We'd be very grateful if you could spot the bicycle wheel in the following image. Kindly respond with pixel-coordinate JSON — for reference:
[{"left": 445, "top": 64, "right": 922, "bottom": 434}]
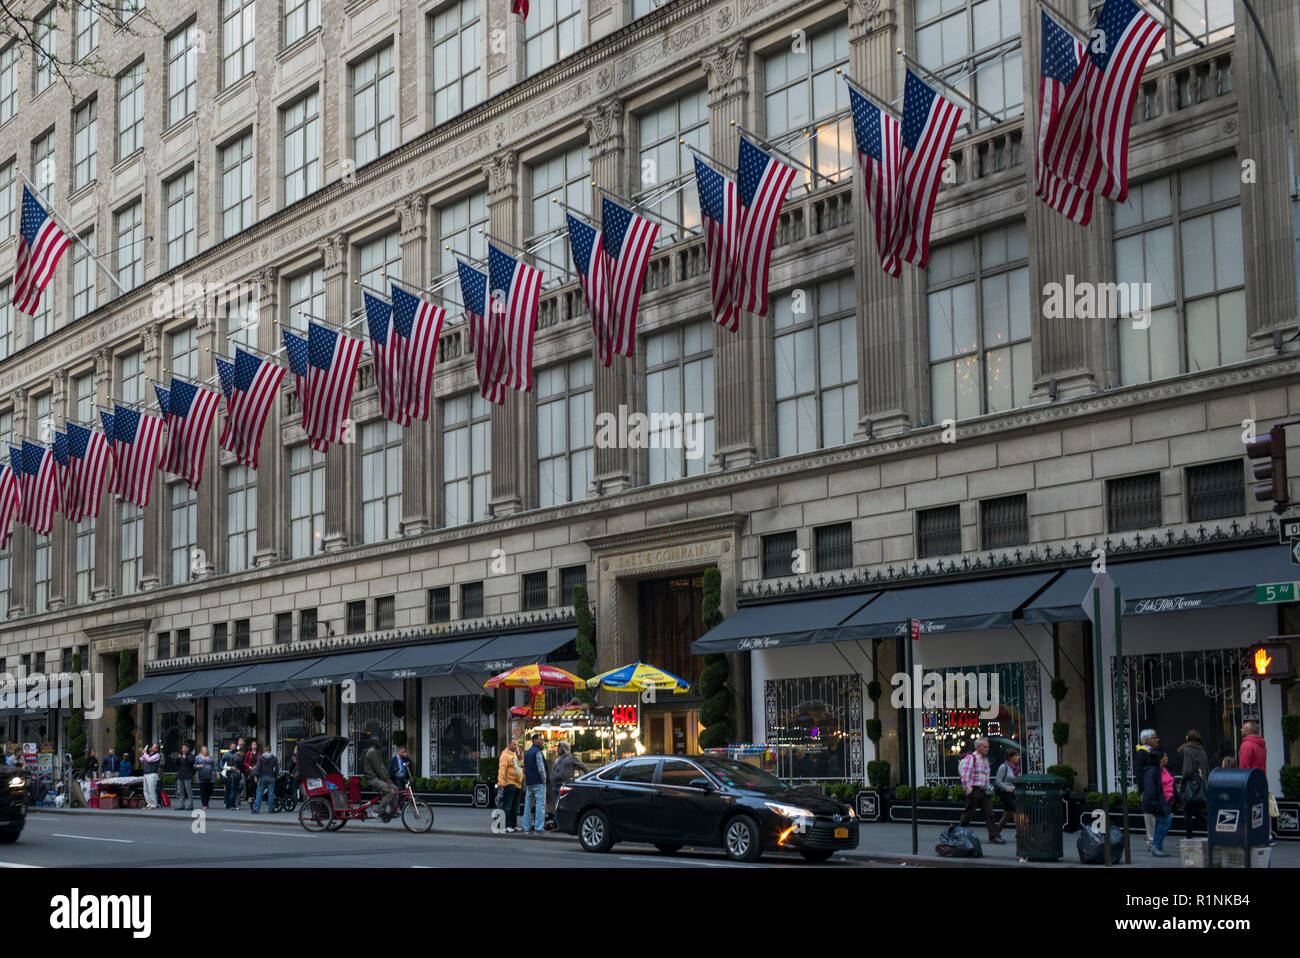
[
  {"left": 326, "top": 814, "right": 347, "bottom": 830},
  {"left": 402, "top": 800, "right": 434, "bottom": 833},
  {"left": 298, "top": 797, "right": 333, "bottom": 832}
]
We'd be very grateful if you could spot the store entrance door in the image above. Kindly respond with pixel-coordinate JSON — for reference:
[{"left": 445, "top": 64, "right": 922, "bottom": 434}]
[
  {"left": 637, "top": 573, "right": 705, "bottom": 756},
  {"left": 646, "top": 709, "right": 700, "bottom": 756}
]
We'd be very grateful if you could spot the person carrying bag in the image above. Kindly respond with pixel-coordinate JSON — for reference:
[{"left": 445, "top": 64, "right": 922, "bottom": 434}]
[{"left": 1177, "top": 730, "right": 1209, "bottom": 838}]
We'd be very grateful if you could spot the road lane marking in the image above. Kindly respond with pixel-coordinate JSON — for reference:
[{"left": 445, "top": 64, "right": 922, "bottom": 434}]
[
  {"left": 220, "top": 829, "right": 315, "bottom": 838},
  {"left": 0, "top": 861, "right": 41, "bottom": 867},
  {"left": 52, "top": 833, "right": 134, "bottom": 843}
]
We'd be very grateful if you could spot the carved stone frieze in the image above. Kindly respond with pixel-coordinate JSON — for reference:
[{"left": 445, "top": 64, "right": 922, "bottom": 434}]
[
  {"left": 701, "top": 37, "right": 747, "bottom": 101},
  {"left": 396, "top": 194, "right": 428, "bottom": 239},
  {"left": 319, "top": 234, "right": 346, "bottom": 275},
  {"left": 142, "top": 322, "right": 161, "bottom": 362},
  {"left": 582, "top": 97, "right": 623, "bottom": 153},
  {"left": 481, "top": 150, "right": 519, "bottom": 201}
]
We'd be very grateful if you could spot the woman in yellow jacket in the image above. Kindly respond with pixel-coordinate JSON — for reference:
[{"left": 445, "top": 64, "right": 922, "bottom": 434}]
[{"left": 497, "top": 740, "right": 524, "bottom": 832}]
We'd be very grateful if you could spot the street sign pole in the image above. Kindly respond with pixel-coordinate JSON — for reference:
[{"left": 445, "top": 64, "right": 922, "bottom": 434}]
[
  {"left": 1116, "top": 587, "right": 1131, "bottom": 864},
  {"left": 1093, "top": 586, "right": 1112, "bottom": 866}
]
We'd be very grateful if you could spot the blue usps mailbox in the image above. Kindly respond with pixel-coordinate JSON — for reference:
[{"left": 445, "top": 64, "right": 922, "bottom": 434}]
[{"left": 1206, "top": 767, "right": 1269, "bottom": 866}]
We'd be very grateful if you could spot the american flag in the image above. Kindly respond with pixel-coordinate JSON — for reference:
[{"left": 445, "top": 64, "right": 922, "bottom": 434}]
[
  {"left": 20, "top": 440, "right": 58, "bottom": 535},
  {"left": 12, "top": 186, "right": 71, "bottom": 316},
  {"left": 566, "top": 213, "right": 610, "bottom": 365},
  {"left": 167, "top": 379, "right": 222, "bottom": 488},
  {"left": 391, "top": 285, "right": 444, "bottom": 422},
  {"left": 99, "top": 409, "right": 117, "bottom": 478},
  {"left": 893, "top": 69, "right": 962, "bottom": 269},
  {"left": 363, "top": 291, "right": 409, "bottom": 427},
  {"left": 457, "top": 259, "right": 508, "bottom": 405},
  {"left": 488, "top": 244, "right": 542, "bottom": 393},
  {"left": 282, "top": 329, "right": 328, "bottom": 452},
  {"left": 215, "top": 356, "right": 235, "bottom": 400},
  {"left": 306, "top": 322, "right": 363, "bottom": 445},
  {"left": 736, "top": 138, "right": 796, "bottom": 316},
  {"left": 601, "top": 197, "right": 658, "bottom": 360},
  {"left": 113, "top": 405, "right": 164, "bottom": 509},
  {"left": 694, "top": 154, "right": 741, "bottom": 332},
  {"left": 51, "top": 430, "right": 71, "bottom": 520},
  {"left": 848, "top": 84, "right": 903, "bottom": 277},
  {"left": 224, "top": 348, "right": 285, "bottom": 469},
  {"left": 66, "top": 422, "right": 110, "bottom": 521},
  {"left": 0, "top": 458, "right": 19, "bottom": 550},
  {"left": 512, "top": 0, "right": 528, "bottom": 16},
  {"left": 154, "top": 382, "right": 176, "bottom": 475},
  {"left": 1035, "top": 9, "right": 1096, "bottom": 225}
]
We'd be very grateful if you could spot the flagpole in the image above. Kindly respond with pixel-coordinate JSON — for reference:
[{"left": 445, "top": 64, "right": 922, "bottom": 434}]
[
  {"left": 835, "top": 68, "right": 902, "bottom": 117},
  {"left": 295, "top": 310, "right": 366, "bottom": 335},
  {"left": 896, "top": 49, "right": 1002, "bottom": 124},
  {"left": 354, "top": 277, "right": 458, "bottom": 314},
  {"left": 728, "top": 120, "right": 823, "bottom": 186},
  {"left": 108, "top": 397, "right": 152, "bottom": 412},
  {"left": 480, "top": 230, "right": 567, "bottom": 274},
  {"left": 586, "top": 186, "right": 696, "bottom": 235},
  {"left": 17, "top": 435, "right": 48, "bottom": 446},
  {"left": 1137, "top": 0, "right": 1205, "bottom": 49},
  {"left": 13, "top": 168, "right": 129, "bottom": 295},
  {"left": 678, "top": 140, "right": 737, "bottom": 176},
  {"left": 1035, "top": 0, "right": 1092, "bottom": 43}
]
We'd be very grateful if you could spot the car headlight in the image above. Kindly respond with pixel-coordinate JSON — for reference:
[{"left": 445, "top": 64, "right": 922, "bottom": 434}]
[
  {"left": 846, "top": 804, "right": 856, "bottom": 819},
  {"left": 764, "top": 801, "right": 815, "bottom": 821}
]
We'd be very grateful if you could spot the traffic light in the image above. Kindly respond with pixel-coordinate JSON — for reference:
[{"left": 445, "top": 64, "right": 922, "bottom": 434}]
[
  {"left": 1247, "top": 642, "right": 1294, "bottom": 680},
  {"left": 1246, "top": 424, "right": 1290, "bottom": 513}
]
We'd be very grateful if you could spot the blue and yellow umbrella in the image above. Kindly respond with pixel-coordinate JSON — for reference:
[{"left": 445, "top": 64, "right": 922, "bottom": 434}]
[{"left": 586, "top": 661, "right": 691, "bottom": 694}]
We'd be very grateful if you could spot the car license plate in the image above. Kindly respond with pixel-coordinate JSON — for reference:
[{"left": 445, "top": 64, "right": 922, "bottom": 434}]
[{"left": 834, "top": 826, "right": 849, "bottom": 839}]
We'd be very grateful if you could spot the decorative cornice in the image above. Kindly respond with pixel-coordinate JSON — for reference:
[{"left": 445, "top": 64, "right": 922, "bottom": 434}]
[
  {"left": 481, "top": 150, "right": 518, "bottom": 201},
  {"left": 582, "top": 97, "right": 623, "bottom": 151},
  {"left": 396, "top": 194, "right": 427, "bottom": 240},
  {"left": 700, "top": 36, "right": 747, "bottom": 99},
  {"left": 585, "top": 512, "right": 749, "bottom": 555},
  {"left": 319, "top": 234, "right": 346, "bottom": 275}
]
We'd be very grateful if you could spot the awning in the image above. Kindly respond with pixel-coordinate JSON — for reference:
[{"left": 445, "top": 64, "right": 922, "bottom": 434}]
[
  {"left": 837, "top": 571, "right": 1057, "bottom": 638},
  {"left": 106, "top": 672, "right": 192, "bottom": 707},
  {"left": 452, "top": 628, "right": 576, "bottom": 674},
  {"left": 279, "top": 648, "right": 405, "bottom": 690},
  {"left": 691, "top": 592, "right": 878, "bottom": 653},
  {"left": 154, "top": 665, "right": 261, "bottom": 702},
  {"left": 209, "top": 658, "right": 326, "bottom": 696},
  {"left": 361, "top": 637, "right": 495, "bottom": 682},
  {"left": 0, "top": 684, "right": 74, "bottom": 717},
  {"left": 1022, "top": 546, "right": 1299, "bottom": 623}
]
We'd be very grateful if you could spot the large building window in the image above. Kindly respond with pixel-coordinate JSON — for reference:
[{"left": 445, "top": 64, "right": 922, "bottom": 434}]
[
  {"left": 75, "top": 4, "right": 98, "bottom": 61},
  {"left": 1107, "top": 473, "right": 1163, "bottom": 532},
  {"left": 815, "top": 523, "right": 853, "bottom": 572},
  {"left": 1115, "top": 158, "right": 1244, "bottom": 385},
  {"left": 170, "top": 484, "right": 196, "bottom": 585},
  {"left": 524, "top": 0, "right": 580, "bottom": 76},
  {"left": 34, "top": 534, "right": 50, "bottom": 612},
  {"left": 1156, "top": 0, "right": 1233, "bottom": 57},
  {"left": 0, "top": 162, "right": 14, "bottom": 238},
  {"left": 461, "top": 582, "right": 484, "bottom": 619},
  {"left": 170, "top": 325, "right": 197, "bottom": 379},
  {"left": 437, "top": 191, "right": 487, "bottom": 278},
  {"left": 0, "top": 44, "right": 18, "bottom": 125},
  {"left": 222, "top": 0, "right": 256, "bottom": 88},
  {"left": 645, "top": 321, "right": 715, "bottom": 483},
  {"left": 766, "top": 674, "right": 864, "bottom": 780},
  {"left": 351, "top": 44, "right": 395, "bottom": 167},
  {"left": 917, "top": 503, "right": 962, "bottom": 558},
  {"left": 117, "top": 60, "right": 146, "bottom": 159},
  {"left": 282, "top": 90, "right": 320, "bottom": 206},
  {"left": 357, "top": 230, "right": 401, "bottom": 308},
  {"left": 120, "top": 501, "right": 143, "bottom": 594},
  {"left": 289, "top": 443, "right": 325, "bottom": 557},
  {"left": 34, "top": 7, "right": 56, "bottom": 96},
  {"left": 284, "top": 0, "right": 320, "bottom": 47},
  {"left": 226, "top": 465, "right": 257, "bottom": 572},
  {"left": 31, "top": 127, "right": 54, "bottom": 203},
  {"left": 165, "top": 169, "right": 197, "bottom": 269},
  {"left": 980, "top": 494, "right": 1028, "bottom": 549},
  {"left": 443, "top": 392, "right": 490, "bottom": 526},
  {"left": 773, "top": 275, "right": 857, "bottom": 457},
  {"left": 529, "top": 146, "right": 589, "bottom": 276},
  {"left": 762, "top": 532, "right": 797, "bottom": 578},
  {"left": 220, "top": 132, "right": 254, "bottom": 239},
  {"left": 118, "top": 349, "right": 144, "bottom": 403},
  {"left": 115, "top": 200, "right": 144, "bottom": 291},
  {"left": 763, "top": 23, "right": 852, "bottom": 191},
  {"left": 361, "top": 419, "right": 402, "bottom": 543},
  {"left": 915, "top": 0, "right": 1023, "bottom": 131},
  {"left": 537, "top": 356, "right": 593, "bottom": 507},
  {"left": 1186, "top": 460, "right": 1244, "bottom": 522},
  {"left": 167, "top": 22, "right": 198, "bottom": 127},
  {"left": 431, "top": 1, "right": 481, "bottom": 127},
  {"left": 285, "top": 266, "right": 324, "bottom": 331},
  {"left": 74, "top": 517, "right": 94, "bottom": 604},
  {"left": 927, "top": 222, "right": 1030, "bottom": 422},
  {"left": 635, "top": 89, "right": 706, "bottom": 246},
  {"left": 73, "top": 97, "right": 97, "bottom": 190},
  {"left": 72, "top": 229, "right": 96, "bottom": 319},
  {"left": 0, "top": 285, "right": 11, "bottom": 359}
]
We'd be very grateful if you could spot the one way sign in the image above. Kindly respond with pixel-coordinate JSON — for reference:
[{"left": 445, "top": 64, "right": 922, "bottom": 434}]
[{"left": 1283, "top": 517, "right": 1300, "bottom": 542}]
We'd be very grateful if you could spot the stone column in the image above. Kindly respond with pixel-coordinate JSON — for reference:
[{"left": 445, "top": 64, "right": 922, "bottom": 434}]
[
  {"left": 584, "top": 97, "right": 634, "bottom": 494},
  {"left": 139, "top": 322, "right": 162, "bottom": 591},
  {"left": 192, "top": 303, "right": 218, "bottom": 578},
  {"left": 91, "top": 351, "right": 113, "bottom": 600},
  {"left": 702, "top": 37, "right": 768, "bottom": 467},
  {"left": 48, "top": 370, "right": 67, "bottom": 611},
  {"left": 397, "top": 195, "right": 434, "bottom": 535},
  {"left": 482, "top": 151, "right": 523, "bottom": 516},
  {"left": 321, "top": 235, "right": 352, "bottom": 553},
  {"left": 253, "top": 266, "right": 282, "bottom": 566},
  {"left": 9, "top": 388, "right": 28, "bottom": 616}
]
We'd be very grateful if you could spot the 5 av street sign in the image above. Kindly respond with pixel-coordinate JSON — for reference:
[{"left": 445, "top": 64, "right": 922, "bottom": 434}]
[{"left": 1257, "top": 582, "right": 1300, "bottom": 604}]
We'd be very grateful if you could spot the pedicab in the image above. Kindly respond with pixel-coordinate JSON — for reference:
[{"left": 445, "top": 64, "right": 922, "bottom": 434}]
[{"left": 294, "top": 734, "right": 433, "bottom": 833}]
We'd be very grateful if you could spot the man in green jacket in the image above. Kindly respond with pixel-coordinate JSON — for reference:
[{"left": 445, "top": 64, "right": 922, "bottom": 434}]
[{"left": 363, "top": 736, "right": 397, "bottom": 822}]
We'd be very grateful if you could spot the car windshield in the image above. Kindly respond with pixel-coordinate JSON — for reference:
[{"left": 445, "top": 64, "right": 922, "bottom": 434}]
[{"left": 697, "top": 758, "right": 789, "bottom": 792}]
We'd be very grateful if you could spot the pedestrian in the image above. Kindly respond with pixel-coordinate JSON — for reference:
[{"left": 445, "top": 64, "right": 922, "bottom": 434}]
[
  {"left": 243, "top": 740, "right": 259, "bottom": 809},
  {"left": 222, "top": 743, "right": 243, "bottom": 809},
  {"left": 1238, "top": 720, "right": 1276, "bottom": 841},
  {"left": 551, "top": 741, "right": 587, "bottom": 791},
  {"left": 1134, "top": 729, "right": 1159, "bottom": 851},
  {"left": 140, "top": 744, "right": 161, "bottom": 808},
  {"left": 175, "top": 743, "right": 196, "bottom": 811},
  {"left": 522, "top": 733, "right": 548, "bottom": 834},
  {"left": 1221, "top": 755, "right": 1237, "bottom": 769},
  {"left": 251, "top": 743, "right": 278, "bottom": 814},
  {"left": 363, "top": 736, "right": 398, "bottom": 821},
  {"left": 118, "top": 752, "right": 132, "bottom": 777},
  {"left": 956, "top": 737, "right": 1004, "bottom": 844},
  {"left": 387, "top": 746, "right": 411, "bottom": 791},
  {"left": 84, "top": 748, "right": 98, "bottom": 778},
  {"left": 1177, "top": 729, "right": 1209, "bottom": 838},
  {"left": 102, "top": 748, "right": 117, "bottom": 776},
  {"left": 992, "top": 746, "right": 1020, "bottom": 836},
  {"left": 195, "top": 746, "right": 216, "bottom": 810},
  {"left": 1141, "top": 748, "right": 1173, "bottom": 857},
  {"left": 496, "top": 739, "right": 524, "bottom": 833}
]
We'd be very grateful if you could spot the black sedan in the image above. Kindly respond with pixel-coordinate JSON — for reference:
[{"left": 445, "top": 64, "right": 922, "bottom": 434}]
[
  {"left": 0, "top": 767, "right": 27, "bottom": 844},
  {"left": 555, "top": 754, "right": 858, "bottom": 862}
]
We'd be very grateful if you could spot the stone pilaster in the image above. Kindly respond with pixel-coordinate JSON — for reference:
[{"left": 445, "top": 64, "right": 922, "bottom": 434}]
[
  {"left": 253, "top": 266, "right": 282, "bottom": 566},
  {"left": 139, "top": 322, "right": 162, "bottom": 591},
  {"left": 584, "top": 97, "right": 634, "bottom": 494},
  {"left": 320, "top": 235, "right": 352, "bottom": 553},
  {"left": 482, "top": 151, "right": 523, "bottom": 516},
  {"left": 8, "top": 388, "right": 27, "bottom": 616},
  {"left": 397, "top": 195, "right": 433, "bottom": 535},
  {"left": 47, "top": 371, "right": 67, "bottom": 611},
  {"left": 192, "top": 304, "right": 218, "bottom": 579},
  {"left": 91, "top": 351, "right": 111, "bottom": 600}
]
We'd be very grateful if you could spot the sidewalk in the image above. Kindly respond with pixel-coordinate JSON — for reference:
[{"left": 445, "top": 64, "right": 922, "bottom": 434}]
[{"left": 31, "top": 804, "right": 1299, "bottom": 867}]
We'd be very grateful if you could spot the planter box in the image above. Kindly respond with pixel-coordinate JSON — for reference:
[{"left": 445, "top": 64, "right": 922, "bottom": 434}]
[
  {"left": 855, "top": 789, "right": 882, "bottom": 823},
  {"left": 413, "top": 790, "right": 476, "bottom": 807},
  {"left": 887, "top": 800, "right": 968, "bottom": 826}
]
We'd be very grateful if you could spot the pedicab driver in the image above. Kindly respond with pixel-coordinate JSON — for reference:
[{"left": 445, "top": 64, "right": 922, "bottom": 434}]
[{"left": 363, "top": 736, "right": 398, "bottom": 822}]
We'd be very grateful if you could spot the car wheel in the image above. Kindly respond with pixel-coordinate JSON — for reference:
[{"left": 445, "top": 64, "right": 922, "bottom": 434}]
[
  {"left": 654, "top": 843, "right": 682, "bottom": 855},
  {"left": 799, "top": 848, "right": 834, "bottom": 863},
  {"left": 578, "top": 809, "right": 613, "bottom": 853},
  {"left": 0, "top": 831, "right": 19, "bottom": 844},
  {"left": 723, "top": 814, "right": 762, "bottom": 862}
]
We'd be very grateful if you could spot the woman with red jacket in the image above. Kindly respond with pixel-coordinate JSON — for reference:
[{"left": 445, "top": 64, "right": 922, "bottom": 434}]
[{"left": 243, "top": 740, "right": 259, "bottom": 809}]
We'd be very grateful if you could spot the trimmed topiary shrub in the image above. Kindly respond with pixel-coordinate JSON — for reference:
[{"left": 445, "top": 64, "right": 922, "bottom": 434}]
[
  {"left": 697, "top": 568, "right": 733, "bottom": 750},
  {"left": 574, "top": 585, "right": 597, "bottom": 706},
  {"left": 479, "top": 757, "right": 498, "bottom": 781},
  {"left": 1084, "top": 790, "right": 1103, "bottom": 806},
  {"left": 481, "top": 727, "right": 498, "bottom": 749},
  {"left": 68, "top": 651, "right": 85, "bottom": 771},
  {"left": 1280, "top": 765, "right": 1300, "bottom": 800},
  {"left": 1053, "top": 721, "right": 1070, "bottom": 748},
  {"left": 311, "top": 704, "right": 325, "bottom": 724},
  {"left": 949, "top": 784, "right": 966, "bottom": 802},
  {"left": 114, "top": 651, "right": 136, "bottom": 760},
  {"left": 480, "top": 695, "right": 496, "bottom": 716},
  {"left": 1282, "top": 714, "right": 1300, "bottom": 744},
  {"left": 865, "top": 719, "right": 882, "bottom": 744},
  {"left": 1047, "top": 764, "right": 1076, "bottom": 793},
  {"left": 893, "top": 784, "right": 912, "bottom": 801},
  {"left": 867, "top": 760, "right": 890, "bottom": 789},
  {"left": 915, "top": 786, "right": 933, "bottom": 800},
  {"left": 391, "top": 700, "right": 405, "bottom": 720},
  {"left": 391, "top": 729, "right": 407, "bottom": 747}
]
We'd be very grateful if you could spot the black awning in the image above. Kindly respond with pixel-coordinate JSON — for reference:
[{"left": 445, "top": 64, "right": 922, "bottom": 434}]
[
  {"left": 691, "top": 592, "right": 878, "bottom": 654},
  {"left": 836, "top": 571, "right": 1058, "bottom": 639},
  {"left": 279, "top": 648, "right": 405, "bottom": 690},
  {"left": 210, "top": 658, "right": 326, "bottom": 696},
  {"left": 361, "top": 637, "right": 495, "bottom": 682},
  {"left": 452, "top": 628, "right": 575, "bottom": 674},
  {"left": 154, "top": 665, "right": 260, "bottom": 702},
  {"left": 106, "top": 672, "right": 192, "bottom": 707},
  {"left": 0, "top": 685, "right": 73, "bottom": 717},
  {"left": 1023, "top": 545, "right": 1298, "bottom": 622}
]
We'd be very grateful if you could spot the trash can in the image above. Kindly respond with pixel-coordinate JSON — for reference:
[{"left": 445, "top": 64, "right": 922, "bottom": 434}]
[{"left": 1014, "top": 774, "right": 1066, "bottom": 862}]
